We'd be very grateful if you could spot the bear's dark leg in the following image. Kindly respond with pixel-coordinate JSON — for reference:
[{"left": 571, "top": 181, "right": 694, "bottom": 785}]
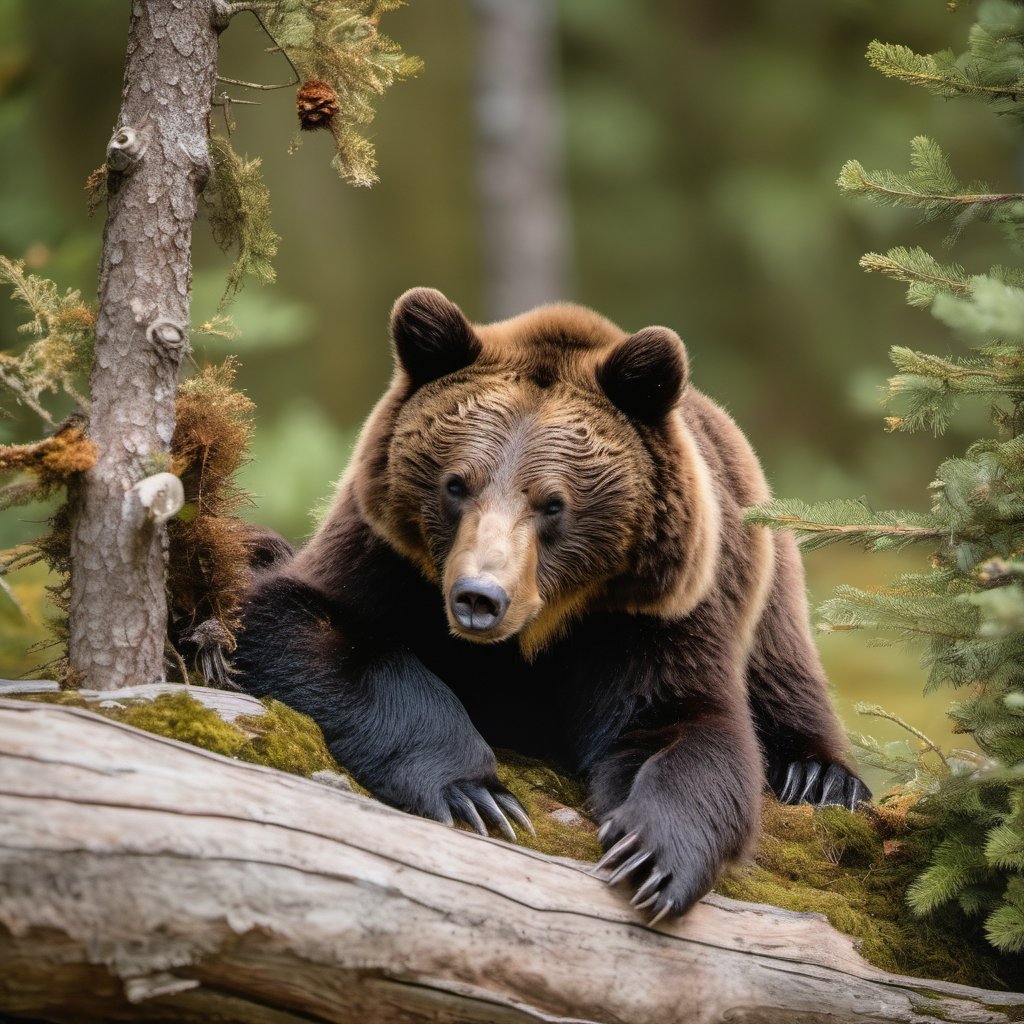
[
  {"left": 747, "top": 532, "right": 871, "bottom": 810},
  {"left": 563, "top": 613, "right": 764, "bottom": 921},
  {"left": 233, "top": 572, "right": 531, "bottom": 838}
]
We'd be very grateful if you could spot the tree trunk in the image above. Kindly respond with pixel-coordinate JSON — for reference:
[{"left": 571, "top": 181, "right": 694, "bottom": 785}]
[
  {"left": 1, "top": 699, "right": 1021, "bottom": 1024},
  {"left": 473, "top": 0, "right": 571, "bottom": 320},
  {"left": 68, "top": 1, "right": 221, "bottom": 689}
]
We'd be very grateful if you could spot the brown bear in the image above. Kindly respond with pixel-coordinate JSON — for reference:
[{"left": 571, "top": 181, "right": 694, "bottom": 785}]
[{"left": 233, "top": 287, "right": 869, "bottom": 922}]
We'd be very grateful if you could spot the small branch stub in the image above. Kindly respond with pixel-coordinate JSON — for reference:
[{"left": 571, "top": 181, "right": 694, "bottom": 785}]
[
  {"left": 146, "top": 318, "right": 187, "bottom": 356},
  {"left": 210, "top": 0, "right": 233, "bottom": 31},
  {"left": 106, "top": 126, "right": 146, "bottom": 172},
  {"left": 130, "top": 472, "right": 184, "bottom": 525}
]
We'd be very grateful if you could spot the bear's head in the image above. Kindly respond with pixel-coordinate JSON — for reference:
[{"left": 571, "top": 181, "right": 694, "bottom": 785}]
[{"left": 351, "top": 288, "right": 720, "bottom": 656}]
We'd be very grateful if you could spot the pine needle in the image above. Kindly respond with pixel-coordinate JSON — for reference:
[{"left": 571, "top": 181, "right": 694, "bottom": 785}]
[
  {"left": 838, "top": 137, "right": 1023, "bottom": 235},
  {"left": 745, "top": 498, "right": 944, "bottom": 552}
]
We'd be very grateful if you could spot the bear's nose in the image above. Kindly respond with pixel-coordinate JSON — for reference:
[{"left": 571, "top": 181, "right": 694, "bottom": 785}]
[{"left": 450, "top": 577, "right": 510, "bottom": 633}]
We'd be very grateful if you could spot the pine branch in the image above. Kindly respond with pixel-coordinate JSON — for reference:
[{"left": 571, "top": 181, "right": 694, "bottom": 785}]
[
  {"left": 838, "top": 137, "right": 1024, "bottom": 232},
  {"left": 855, "top": 701, "right": 951, "bottom": 770},
  {"left": 862, "top": 251, "right": 1024, "bottom": 332},
  {"left": 0, "top": 363, "right": 57, "bottom": 428},
  {"left": 818, "top": 581, "right": 981, "bottom": 650},
  {"left": 746, "top": 499, "right": 945, "bottom": 553},
  {"left": 860, "top": 247, "right": 972, "bottom": 308},
  {"left": 832, "top": 3, "right": 1024, "bottom": 962},
  {"left": 932, "top": 274, "right": 1024, "bottom": 339},
  {"left": 883, "top": 345, "right": 1024, "bottom": 435},
  {"left": 867, "top": 41, "right": 1024, "bottom": 101},
  {"left": 0, "top": 258, "right": 93, "bottom": 425},
  {"left": 252, "top": 0, "right": 422, "bottom": 187}
]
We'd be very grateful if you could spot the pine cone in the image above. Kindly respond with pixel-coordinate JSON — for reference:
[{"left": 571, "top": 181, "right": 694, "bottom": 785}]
[{"left": 297, "top": 79, "right": 339, "bottom": 131}]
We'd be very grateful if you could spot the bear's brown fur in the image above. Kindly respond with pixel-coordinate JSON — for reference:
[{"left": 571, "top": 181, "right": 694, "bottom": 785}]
[{"left": 235, "top": 288, "right": 868, "bottom": 921}]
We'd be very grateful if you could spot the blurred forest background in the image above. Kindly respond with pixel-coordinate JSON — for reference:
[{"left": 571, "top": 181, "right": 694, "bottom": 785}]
[{"left": 1, "top": 0, "right": 1018, "bottom": 789}]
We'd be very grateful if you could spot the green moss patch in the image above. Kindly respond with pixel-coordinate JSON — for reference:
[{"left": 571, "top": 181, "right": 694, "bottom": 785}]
[
  {"left": 235, "top": 698, "right": 354, "bottom": 779},
  {"left": 14, "top": 688, "right": 361, "bottom": 786},
  {"left": 496, "top": 750, "right": 601, "bottom": 862},
  {"left": 110, "top": 692, "right": 253, "bottom": 759},
  {"left": 719, "top": 799, "right": 1017, "bottom": 989}
]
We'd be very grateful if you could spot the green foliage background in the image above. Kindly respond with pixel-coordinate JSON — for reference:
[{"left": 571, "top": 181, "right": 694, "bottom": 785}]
[{"left": 2, "top": 1, "right": 1019, "bottom": 788}]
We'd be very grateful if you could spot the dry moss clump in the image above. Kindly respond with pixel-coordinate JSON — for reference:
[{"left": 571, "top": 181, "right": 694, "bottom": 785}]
[
  {"left": 0, "top": 422, "right": 96, "bottom": 492},
  {"left": 168, "top": 360, "right": 259, "bottom": 678}
]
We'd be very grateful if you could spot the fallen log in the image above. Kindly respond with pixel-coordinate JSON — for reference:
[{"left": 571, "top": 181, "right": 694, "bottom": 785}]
[{"left": 0, "top": 698, "right": 1021, "bottom": 1024}]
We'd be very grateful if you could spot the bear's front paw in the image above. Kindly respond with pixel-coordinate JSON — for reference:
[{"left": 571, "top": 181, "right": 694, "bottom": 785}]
[
  {"left": 429, "top": 780, "right": 534, "bottom": 842},
  {"left": 593, "top": 806, "right": 719, "bottom": 925},
  {"left": 770, "top": 759, "right": 871, "bottom": 811}
]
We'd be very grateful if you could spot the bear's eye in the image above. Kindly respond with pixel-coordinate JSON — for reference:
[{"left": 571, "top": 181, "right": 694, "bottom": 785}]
[
  {"left": 445, "top": 475, "right": 468, "bottom": 499},
  {"left": 542, "top": 496, "right": 565, "bottom": 517}
]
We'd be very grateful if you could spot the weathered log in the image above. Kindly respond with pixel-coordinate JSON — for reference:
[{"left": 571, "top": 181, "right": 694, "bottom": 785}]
[
  {"left": 0, "top": 679, "right": 264, "bottom": 722},
  {"left": 1, "top": 698, "right": 1021, "bottom": 1024}
]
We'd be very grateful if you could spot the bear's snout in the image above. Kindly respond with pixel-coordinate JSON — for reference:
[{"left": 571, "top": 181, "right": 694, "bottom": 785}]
[{"left": 449, "top": 576, "right": 510, "bottom": 633}]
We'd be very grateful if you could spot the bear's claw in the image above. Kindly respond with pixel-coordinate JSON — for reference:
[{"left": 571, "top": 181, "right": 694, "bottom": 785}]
[
  {"left": 494, "top": 790, "right": 535, "bottom": 836},
  {"left": 593, "top": 827, "right": 689, "bottom": 926},
  {"left": 648, "top": 898, "right": 674, "bottom": 927},
  {"left": 630, "top": 869, "right": 666, "bottom": 907},
  {"left": 772, "top": 759, "right": 871, "bottom": 811},
  {"left": 443, "top": 782, "right": 533, "bottom": 842},
  {"left": 594, "top": 830, "right": 640, "bottom": 873}
]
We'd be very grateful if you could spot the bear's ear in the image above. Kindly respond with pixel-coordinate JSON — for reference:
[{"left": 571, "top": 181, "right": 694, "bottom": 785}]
[
  {"left": 597, "top": 326, "right": 688, "bottom": 423},
  {"left": 390, "top": 287, "right": 481, "bottom": 386}
]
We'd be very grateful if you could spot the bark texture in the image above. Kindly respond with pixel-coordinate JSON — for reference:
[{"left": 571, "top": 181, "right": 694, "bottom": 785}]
[
  {"left": 1, "top": 698, "right": 1021, "bottom": 1024},
  {"left": 473, "top": 0, "right": 571, "bottom": 319},
  {"left": 69, "top": 0, "right": 220, "bottom": 689}
]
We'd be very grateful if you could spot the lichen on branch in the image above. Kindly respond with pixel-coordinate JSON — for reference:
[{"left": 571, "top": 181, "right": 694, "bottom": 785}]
[
  {"left": 203, "top": 137, "right": 279, "bottom": 302},
  {"left": 0, "top": 257, "right": 93, "bottom": 427}
]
